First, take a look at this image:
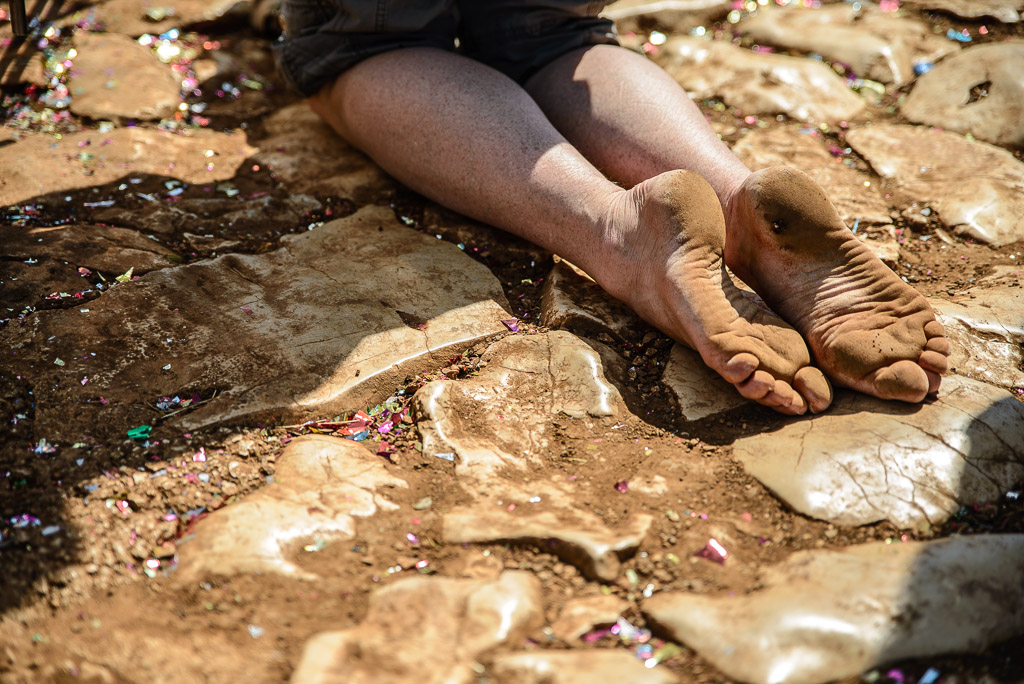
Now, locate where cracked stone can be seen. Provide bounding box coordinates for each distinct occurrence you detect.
[176,435,407,581]
[0,223,175,275]
[540,260,645,342]
[602,0,731,35]
[931,282,1024,390]
[3,205,510,440]
[490,650,679,684]
[253,103,393,203]
[847,123,1024,246]
[661,344,747,421]
[739,3,956,85]
[0,127,256,208]
[732,126,892,229]
[443,507,653,582]
[902,42,1024,150]
[550,594,631,641]
[415,331,627,482]
[654,37,865,123]
[290,571,543,684]
[644,535,1024,684]
[898,0,1023,22]
[68,32,181,121]
[86,0,247,36]
[732,374,1024,528]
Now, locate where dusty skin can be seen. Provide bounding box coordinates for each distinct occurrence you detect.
[604,169,833,415]
[725,167,949,402]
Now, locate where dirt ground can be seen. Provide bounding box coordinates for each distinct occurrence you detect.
[1,1,1023,683]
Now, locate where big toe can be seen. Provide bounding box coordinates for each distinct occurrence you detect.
[868,359,931,403]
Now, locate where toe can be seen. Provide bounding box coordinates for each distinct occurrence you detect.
[793,366,833,413]
[764,381,808,415]
[925,369,942,395]
[925,336,949,355]
[924,320,945,338]
[721,352,760,384]
[869,359,930,402]
[736,369,776,400]
[919,350,948,374]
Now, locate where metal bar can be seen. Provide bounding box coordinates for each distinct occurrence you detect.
[10,0,29,36]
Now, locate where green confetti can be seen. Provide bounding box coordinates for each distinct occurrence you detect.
[127,425,152,440]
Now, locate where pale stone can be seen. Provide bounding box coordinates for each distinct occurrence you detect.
[0,223,175,274]
[443,508,653,582]
[490,651,679,684]
[0,127,256,207]
[655,37,866,123]
[860,234,900,267]
[290,572,544,684]
[176,435,406,581]
[415,331,626,483]
[900,0,1022,22]
[931,283,1024,389]
[68,32,181,121]
[602,0,731,34]
[902,42,1024,149]
[87,0,247,36]
[732,126,891,227]
[740,3,956,85]
[731,375,1024,528]
[253,103,393,203]
[2,205,510,441]
[0,41,48,87]
[551,594,631,641]
[847,124,1024,245]
[540,260,645,342]
[644,535,1024,684]
[662,344,747,421]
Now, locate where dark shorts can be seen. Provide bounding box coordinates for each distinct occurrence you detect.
[274,0,618,97]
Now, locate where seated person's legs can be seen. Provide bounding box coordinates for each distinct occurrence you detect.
[525,44,948,402]
[274,0,831,414]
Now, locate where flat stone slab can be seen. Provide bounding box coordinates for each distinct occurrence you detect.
[732,126,892,227]
[87,0,246,36]
[0,223,175,275]
[540,260,645,342]
[655,37,866,123]
[68,32,181,121]
[91,193,321,235]
[741,3,956,85]
[602,0,731,34]
[490,651,679,684]
[176,435,406,582]
[443,507,653,582]
[662,344,747,421]
[847,123,1024,246]
[3,205,510,440]
[731,375,1024,528]
[899,0,1023,22]
[254,103,394,204]
[291,571,543,684]
[902,42,1024,150]
[0,127,256,207]
[551,594,631,641]
[644,535,1024,684]
[931,282,1024,390]
[415,331,626,482]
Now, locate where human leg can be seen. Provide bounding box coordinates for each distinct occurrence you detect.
[525,44,948,402]
[308,47,830,413]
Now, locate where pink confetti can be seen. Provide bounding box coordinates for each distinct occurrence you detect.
[241,306,253,315]
[694,538,729,564]
[614,480,629,493]
[415,559,429,569]
[192,447,206,462]
[81,377,88,385]
[406,532,420,545]
[145,559,160,570]
[115,500,130,515]
[501,319,519,332]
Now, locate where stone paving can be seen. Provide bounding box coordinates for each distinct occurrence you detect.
[1,1,1023,683]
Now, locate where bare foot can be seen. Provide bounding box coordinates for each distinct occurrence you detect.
[597,170,833,415]
[724,167,948,403]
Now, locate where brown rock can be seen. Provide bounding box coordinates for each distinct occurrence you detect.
[0,224,175,274]
[540,260,646,342]
[655,37,866,123]
[902,42,1024,149]
[847,123,1024,245]
[899,0,1022,22]
[551,594,631,641]
[87,0,247,36]
[661,344,746,421]
[644,535,1024,684]
[176,435,407,581]
[0,127,256,207]
[490,650,679,683]
[740,3,956,85]
[253,103,393,203]
[291,572,544,684]
[603,0,731,34]
[68,32,181,121]
[3,205,510,440]
[732,126,891,227]
[732,375,1024,528]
